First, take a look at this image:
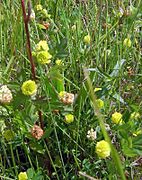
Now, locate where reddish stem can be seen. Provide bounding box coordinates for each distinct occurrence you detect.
[21,0,36,80]
[21,0,44,130]
[38,110,44,130]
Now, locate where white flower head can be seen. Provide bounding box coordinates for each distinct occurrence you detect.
[87,128,97,141]
[0,85,13,104]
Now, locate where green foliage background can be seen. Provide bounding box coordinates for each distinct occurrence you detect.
[0,0,142,179]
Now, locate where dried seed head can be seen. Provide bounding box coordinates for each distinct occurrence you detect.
[31,125,44,140]
[59,91,74,105]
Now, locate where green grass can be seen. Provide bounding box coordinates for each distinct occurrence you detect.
[0,0,142,179]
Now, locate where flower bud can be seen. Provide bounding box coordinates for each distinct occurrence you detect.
[65,114,74,123]
[123,38,132,47]
[96,99,104,109]
[83,34,91,44]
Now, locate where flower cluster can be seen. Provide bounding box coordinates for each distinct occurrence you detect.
[0,85,13,104]
[96,140,111,159]
[33,40,52,64]
[21,80,37,96]
[59,91,74,105]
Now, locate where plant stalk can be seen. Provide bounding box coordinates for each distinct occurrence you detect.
[21,0,36,80]
[21,0,44,129]
[83,68,126,180]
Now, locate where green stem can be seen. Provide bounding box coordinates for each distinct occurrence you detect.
[10,143,18,176]
[83,68,126,180]
[44,141,60,180]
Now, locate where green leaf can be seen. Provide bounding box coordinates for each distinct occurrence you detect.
[27,168,34,179]
[110,59,126,77]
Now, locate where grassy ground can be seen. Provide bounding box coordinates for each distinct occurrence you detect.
[0,0,142,179]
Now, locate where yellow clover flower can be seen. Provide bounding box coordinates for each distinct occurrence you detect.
[59,91,66,98]
[36,4,43,11]
[96,140,111,159]
[65,114,74,123]
[37,51,52,64]
[36,40,49,51]
[21,80,37,96]
[130,112,140,120]
[55,59,62,65]
[112,112,123,124]
[96,99,104,109]
[83,34,91,44]
[41,9,48,17]
[123,38,132,47]
[18,172,28,180]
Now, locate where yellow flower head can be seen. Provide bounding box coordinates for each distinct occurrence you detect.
[18,172,28,180]
[59,91,66,98]
[55,59,62,65]
[123,38,132,47]
[41,9,48,17]
[96,99,104,109]
[96,140,111,159]
[21,80,37,96]
[65,114,74,123]
[130,112,140,120]
[36,40,49,51]
[112,112,123,124]
[83,34,91,44]
[36,4,43,11]
[37,51,52,64]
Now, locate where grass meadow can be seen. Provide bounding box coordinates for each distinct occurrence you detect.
[0,0,142,179]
